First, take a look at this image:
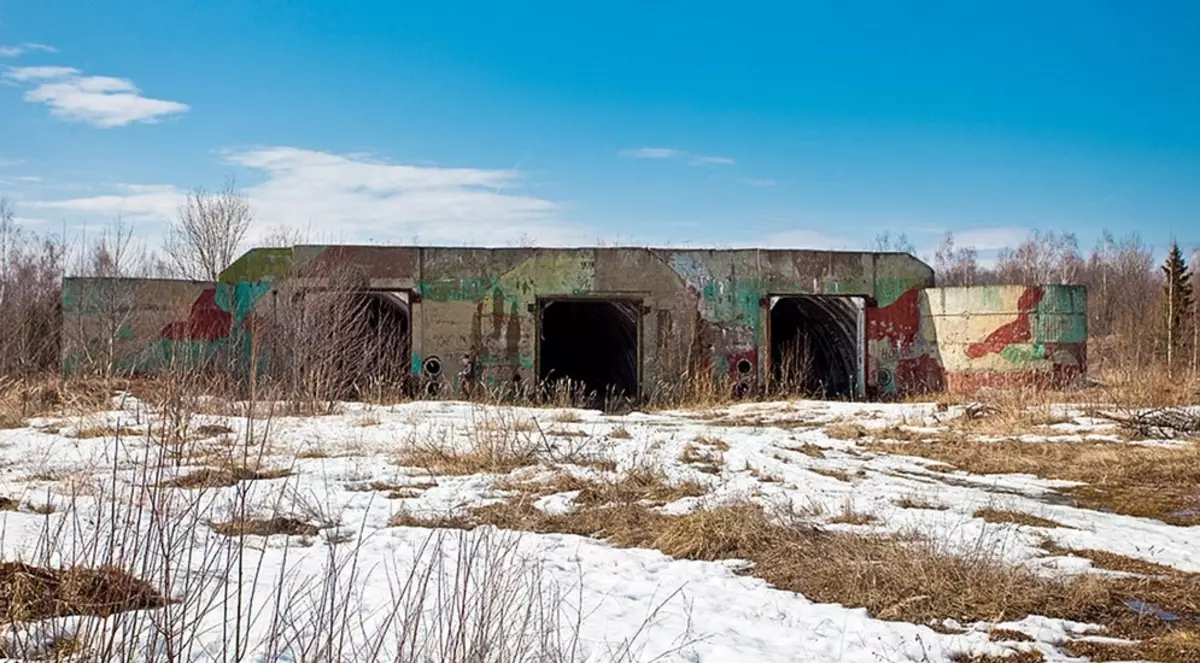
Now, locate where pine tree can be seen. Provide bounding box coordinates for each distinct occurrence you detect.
[1161,241,1194,370]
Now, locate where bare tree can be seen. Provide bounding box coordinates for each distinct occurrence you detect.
[933,231,980,286]
[872,231,916,254]
[995,230,1084,285]
[164,178,253,281]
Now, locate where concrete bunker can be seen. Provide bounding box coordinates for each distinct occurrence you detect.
[768,295,865,399]
[324,290,412,398]
[538,298,639,406]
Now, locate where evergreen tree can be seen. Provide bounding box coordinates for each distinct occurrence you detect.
[1161,241,1194,368]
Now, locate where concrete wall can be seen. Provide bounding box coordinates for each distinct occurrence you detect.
[58,247,1090,398]
[61,278,223,375]
[211,245,937,396]
[919,285,1088,392]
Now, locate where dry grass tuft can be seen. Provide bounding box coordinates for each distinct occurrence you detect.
[0,498,18,511]
[609,426,632,439]
[953,653,1045,663]
[0,562,164,623]
[551,410,583,423]
[870,438,1200,525]
[397,417,541,475]
[192,423,234,438]
[693,436,730,451]
[973,508,1072,529]
[397,442,538,475]
[388,510,473,530]
[1040,541,1183,577]
[824,423,867,440]
[68,424,142,439]
[678,443,723,474]
[161,466,292,489]
[346,480,438,499]
[894,496,949,511]
[827,502,878,525]
[987,629,1034,642]
[808,467,853,482]
[786,442,827,458]
[211,517,320,537]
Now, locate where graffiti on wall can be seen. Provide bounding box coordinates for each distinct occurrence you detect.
[61,247,1086,398]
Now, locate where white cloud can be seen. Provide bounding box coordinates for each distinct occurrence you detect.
[0,158,24,168]
[620,147,737,167]
[30,147,591,246]
[28,184,186,224]
[0,43,57,58]
[619,147,683,159]
[3,65,188,127]
[738,178,776,187]
[690,155,736,166]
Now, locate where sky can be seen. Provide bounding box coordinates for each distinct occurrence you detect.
[1,0,1198,263]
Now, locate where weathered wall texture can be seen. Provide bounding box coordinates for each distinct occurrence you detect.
[215,246,934,396]
[61,278,221,375]
[59,246,1089,398]
[919,285,1088,392]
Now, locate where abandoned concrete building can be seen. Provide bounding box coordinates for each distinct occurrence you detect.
[61,245,1088,401]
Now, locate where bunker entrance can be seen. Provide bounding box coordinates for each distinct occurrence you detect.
[769,295,864,399]
[538,299,639,408]
[336,291,411,398]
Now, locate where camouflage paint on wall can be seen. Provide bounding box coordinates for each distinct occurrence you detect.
[62,246,1086,398]
[919,285,1088,392]
[61,278,225,375]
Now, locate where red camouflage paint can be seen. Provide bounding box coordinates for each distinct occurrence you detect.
[160,288,232,341]
[965,286,1045,359]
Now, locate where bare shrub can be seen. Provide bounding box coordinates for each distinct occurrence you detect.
[0,198,65,379]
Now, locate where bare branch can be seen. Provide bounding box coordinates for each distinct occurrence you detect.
[164,178,254,281]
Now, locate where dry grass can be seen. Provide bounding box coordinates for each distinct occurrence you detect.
[0,378,111,428]
[678,443,723,474]
[609,426,632,439]
[808,467,853,482]
[211,516,320,537]
[954,653,1045,663]
[161,466,292,489]
[0,498,17,511]
[26,502,56,515]
[345,479,438,499]
[1040,540,1183,577]
[693,436,729,451]
[397,441,539,475]
[827,501,878,525]
[987,629,1034,642]
[869,438,1200,525]
[785,442,827,458]
[397,417,542,475]
[973,508,1072,529]
[551,410,583,423]
[398,490,1200,662]
[824,422,867,440]
[893,496,949,511]
[0,562,164,623]
[192,423,234,438]
[68,424,142,439]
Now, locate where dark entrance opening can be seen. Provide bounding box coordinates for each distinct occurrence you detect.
[769,296,861,399]
[538,299,639,408]
[338,291,411,398]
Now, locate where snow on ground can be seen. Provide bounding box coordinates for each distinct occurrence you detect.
[0,395,1196,661]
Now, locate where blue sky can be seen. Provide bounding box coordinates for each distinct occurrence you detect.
[1,0,1198,261]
